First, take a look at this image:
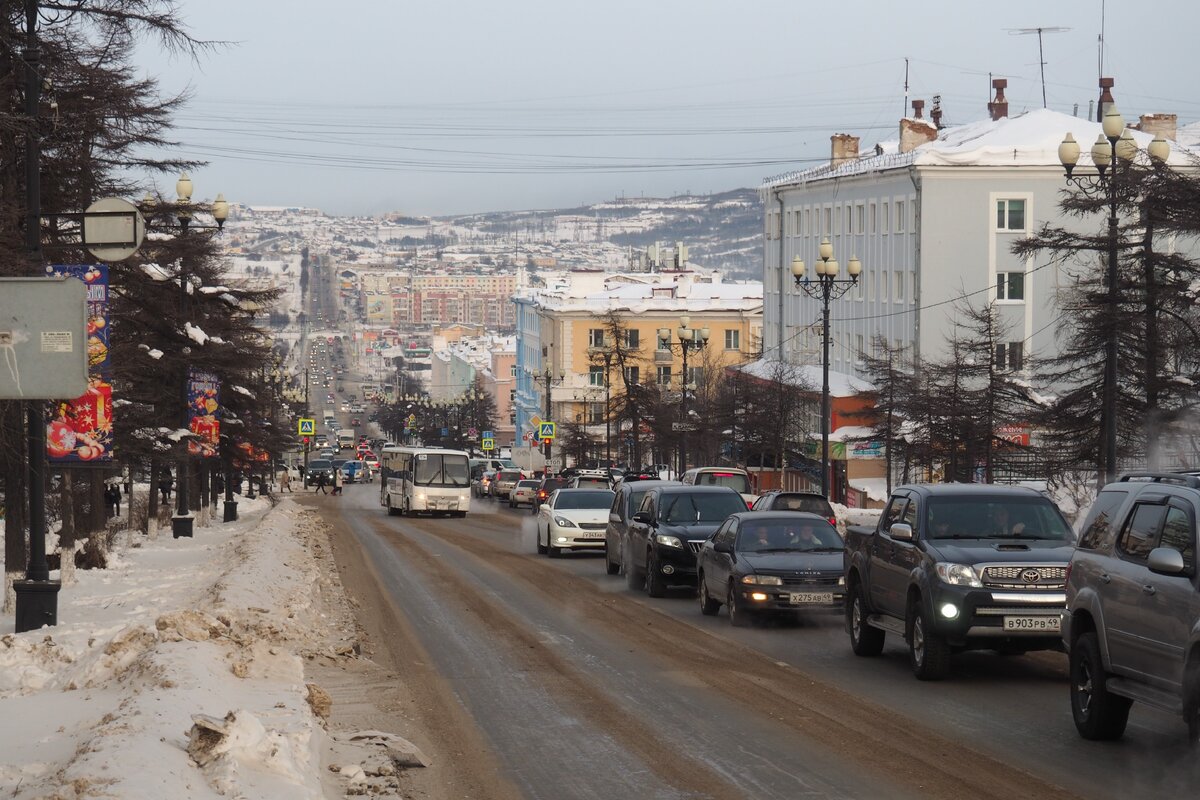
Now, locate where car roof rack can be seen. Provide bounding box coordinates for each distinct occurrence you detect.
[1117,472,1200,489]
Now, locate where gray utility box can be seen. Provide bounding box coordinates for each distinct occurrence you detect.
[0,277,88,400]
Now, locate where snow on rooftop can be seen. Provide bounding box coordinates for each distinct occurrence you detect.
[763,108,1198,189]
[733,358,874,398]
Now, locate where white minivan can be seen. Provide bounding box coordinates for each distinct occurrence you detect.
[679,467,756,508]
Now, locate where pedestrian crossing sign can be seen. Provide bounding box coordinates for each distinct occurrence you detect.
[482,437,495,451]
[538,421,556,440]
[298,418,315,435]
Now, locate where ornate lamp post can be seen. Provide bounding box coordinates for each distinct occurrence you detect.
[1058,91,1171,484]
[657,316,708,476]
[792,238,862,499]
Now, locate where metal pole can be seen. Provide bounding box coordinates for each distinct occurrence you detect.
[173,215,193,537]
[680,341,689,476]
[1103,148,1119,485]
[544,369,552,472]
[14,0,61,633]
[821,282,832,499]
[605,353,611,468]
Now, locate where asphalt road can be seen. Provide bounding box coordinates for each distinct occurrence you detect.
[302,481,1200,800]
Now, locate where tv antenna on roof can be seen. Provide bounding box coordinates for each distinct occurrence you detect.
[1008,26,1071,109]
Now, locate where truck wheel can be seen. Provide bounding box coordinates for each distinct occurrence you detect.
[908,599,951,680]
[386,499,398,517]
[625,543,644,591]
[698,573,720,616]
[604,545,620,576]
[848,585,885,657]
[645,551,667,597]
[1071,631,1131,740]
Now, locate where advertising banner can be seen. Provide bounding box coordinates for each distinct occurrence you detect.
[187,368,221,458]
[46,265,113,462]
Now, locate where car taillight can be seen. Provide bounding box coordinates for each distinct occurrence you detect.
[828,516,837,526]
[746,500,754,509]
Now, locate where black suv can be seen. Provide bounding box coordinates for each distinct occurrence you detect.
[625,485,748,597]
[1064,472,1200,741]
[603,479,678,576]
[751,491,837,525]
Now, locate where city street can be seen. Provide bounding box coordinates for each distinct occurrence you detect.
[300,485,1200,800]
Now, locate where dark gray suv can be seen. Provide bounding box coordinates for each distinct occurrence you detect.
[1064,472,1200,741]
[603,479,677,576]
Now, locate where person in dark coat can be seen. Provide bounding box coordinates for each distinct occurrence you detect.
[158,472,173,503]
[105,484,121,518]
[315,471,329,494]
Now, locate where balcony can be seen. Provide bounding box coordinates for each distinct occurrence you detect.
[654,349,673,363]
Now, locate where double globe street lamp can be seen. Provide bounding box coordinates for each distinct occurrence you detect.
[1057,93,1171,484]
[793,238,862,499]
[657,317,708,476]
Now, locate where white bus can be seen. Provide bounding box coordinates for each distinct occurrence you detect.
[380,446,471,517]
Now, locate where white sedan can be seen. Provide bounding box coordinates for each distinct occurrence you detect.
[536,488,616,558]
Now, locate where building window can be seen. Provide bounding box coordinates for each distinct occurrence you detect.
[823,207,831,233]
[587,402,605,424]
[881,202,889,234]
[996,199,1026,231]
[869,203,877,233]
[834,206,842,235]
[686,366,704,387]
[855,204,865,234]
[895,200,905,233]
[804,208,811,236]
[623,365,640,385]
[510,365,517,377]
[997,271,1025,301]
[996,341,1024,372]
[588,328,606,348]
[656,365,672,386]
[880,270,889,303]
[724,329,740,350]
[589,366,605,387]
[895,271,905,301]
[624,328,639,350]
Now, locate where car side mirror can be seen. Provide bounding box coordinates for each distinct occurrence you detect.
[714,540,733,554]
[888,522,914,542]
[609,512,621,523]
[1147,547,1186,576]
[632,511,651,524]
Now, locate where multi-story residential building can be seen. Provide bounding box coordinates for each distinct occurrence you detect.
[391,271,518,328]
[513,269,763,459]
[759,80,1191,381]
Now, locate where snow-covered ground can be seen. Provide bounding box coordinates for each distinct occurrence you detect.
[0,497,406,798]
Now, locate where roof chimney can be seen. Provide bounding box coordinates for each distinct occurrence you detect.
[1137,113,1177,141]
[987,78,1008,121]
[830,133,860,168]
[930,95,943,129]
[899,103,937,154]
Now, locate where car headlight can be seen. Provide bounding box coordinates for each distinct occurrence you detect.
[741,574,783,586]
[553,516,577,528]
[935,562,983,588]
[838,575,846,586]
[655,534,684,548]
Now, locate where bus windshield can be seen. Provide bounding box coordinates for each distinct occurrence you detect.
[414,454,470,487]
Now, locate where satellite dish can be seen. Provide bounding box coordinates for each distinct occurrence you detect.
[83,197,146,262]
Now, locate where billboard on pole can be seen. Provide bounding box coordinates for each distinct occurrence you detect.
[46,265,113,463]
[187,369,221,458]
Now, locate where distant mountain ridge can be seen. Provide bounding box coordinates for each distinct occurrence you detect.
[438,188,764,279]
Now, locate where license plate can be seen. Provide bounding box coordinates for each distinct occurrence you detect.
[1002,616,1061,631]
[583,532,604,538]
[789,592,834,604]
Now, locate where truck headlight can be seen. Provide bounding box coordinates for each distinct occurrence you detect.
[741,574,783,586]
[553,516,577,528]
[935,563,982,588]
[654,534,684,548]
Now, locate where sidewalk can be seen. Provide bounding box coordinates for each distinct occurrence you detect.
[0,496,412,798]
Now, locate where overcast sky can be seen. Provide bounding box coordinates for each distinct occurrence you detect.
[138,0,1200,217]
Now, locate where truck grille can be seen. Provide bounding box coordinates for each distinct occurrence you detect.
[981,565,1067,589]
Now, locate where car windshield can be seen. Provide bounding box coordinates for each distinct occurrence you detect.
[737,519,843,553]
[925,496,1073,541]
[694,472,751,494]
[771,494,832,515]
[308,460,332,470]
[555,490,615,510]
[660,492,747,524]
[414,454,470,487]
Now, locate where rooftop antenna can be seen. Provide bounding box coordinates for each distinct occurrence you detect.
[903,57,909,117]
[1008,26,1071,108]
[1098,0,1106,121]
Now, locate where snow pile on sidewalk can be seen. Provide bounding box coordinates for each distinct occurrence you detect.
[0,498,338,799]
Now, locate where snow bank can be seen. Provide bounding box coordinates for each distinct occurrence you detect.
[0,498,333,799]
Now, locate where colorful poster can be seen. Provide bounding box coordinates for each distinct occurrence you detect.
[46,265,113,462]
[187,368,221,457]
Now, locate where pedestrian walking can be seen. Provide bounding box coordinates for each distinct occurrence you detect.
[280,469,292,492]
[315,472,328,494]
[105,484,121,518]
[332,468,343,496]
[159,472,173,503]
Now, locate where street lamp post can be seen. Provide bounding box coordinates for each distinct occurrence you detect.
[658,317,708,476]
[542,359,563,474]
[793,238,862,499]
[1057,88,1170,485]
